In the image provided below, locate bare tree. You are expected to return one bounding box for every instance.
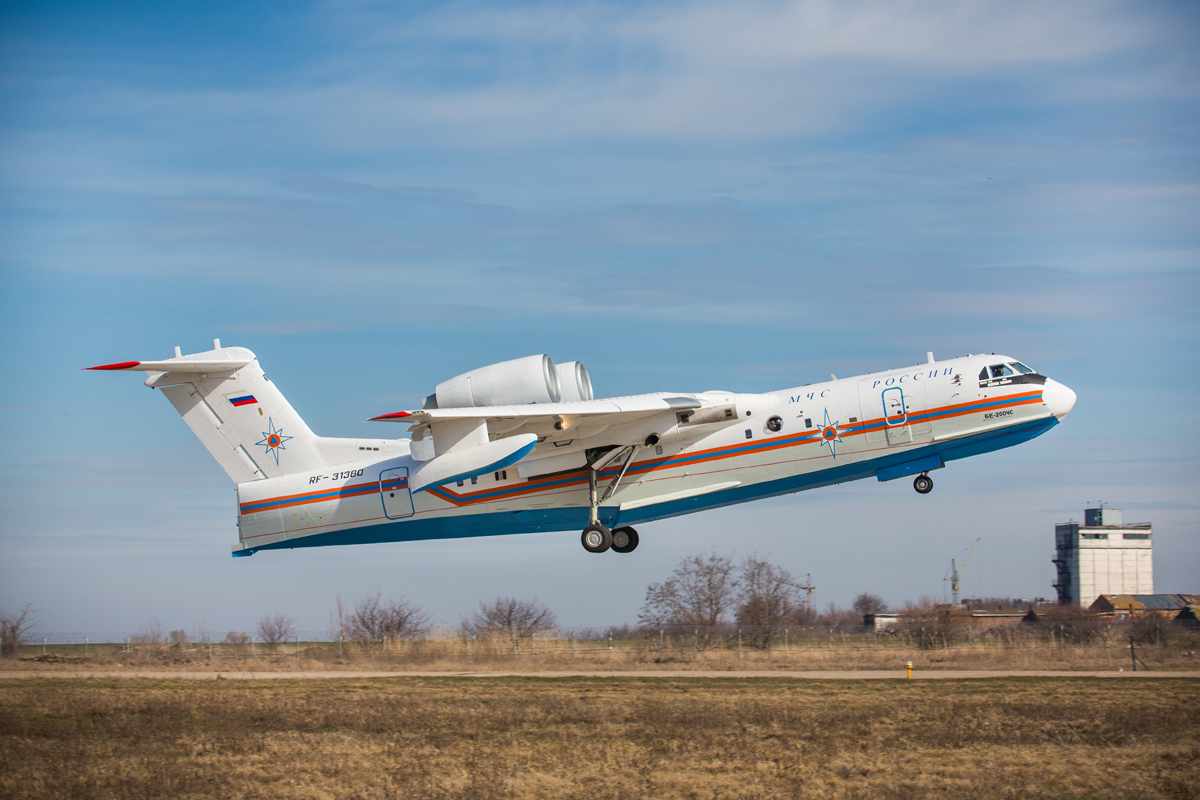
[257,614,296,647]
[462,597,557,642]
[852,592,888,616]
[0,605,33,658]
[736,558,802,647]
[638,554,738,634]
[343,593,429,645]
[130,621,165,646]
[168,629,189,647]
[223,631,251,645]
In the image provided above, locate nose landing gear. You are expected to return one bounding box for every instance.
[913,473,934,494]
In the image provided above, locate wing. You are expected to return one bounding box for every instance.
[371,392,739,481]
[370,393,702,424]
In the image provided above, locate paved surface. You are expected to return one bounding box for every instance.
[2,669,1198,681]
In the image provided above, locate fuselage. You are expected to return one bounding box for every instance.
[232,353,1075,556]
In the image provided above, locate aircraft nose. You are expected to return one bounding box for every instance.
[1043,378,1077,419]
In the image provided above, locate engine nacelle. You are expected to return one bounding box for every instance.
[433,354,562,408]
[554,360,594,402]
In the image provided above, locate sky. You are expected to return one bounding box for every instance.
[1,0,1198,640]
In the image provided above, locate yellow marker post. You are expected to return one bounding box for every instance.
[905,660,913,680]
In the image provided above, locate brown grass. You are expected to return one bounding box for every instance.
[7,633,1200,673]
[0,676,1197,799]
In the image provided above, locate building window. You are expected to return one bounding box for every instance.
[1123,533,1150,540]
[1081,533,1108,540]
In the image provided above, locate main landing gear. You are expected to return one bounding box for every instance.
[581,523,639,554]
[913,473,934,495]
[579,446,640,554]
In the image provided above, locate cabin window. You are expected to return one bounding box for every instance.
[766,415,783,432]
[494,470,508,481]
[989,364,1014,379]
[744,429,753,439]
[1010,361,1035,375]
[470,476,478,485]
[456,480,464,487]
[804,417,812,428]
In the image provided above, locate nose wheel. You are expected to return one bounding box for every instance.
[913,473,934,494]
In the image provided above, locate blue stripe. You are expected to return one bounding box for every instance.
[233,416,1058,556]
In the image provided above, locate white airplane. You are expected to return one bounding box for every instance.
[89,342,1076,557]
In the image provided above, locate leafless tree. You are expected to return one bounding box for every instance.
[343,593,429,645]
[638,554,738,634]
[462,597,557,642]
[223,631,251,645]
[168,629,189,647]
[257,614,296,647]
[852,592,888,616]
[0,605,33,657]
[130,621,165,646]
[736,558,803,647]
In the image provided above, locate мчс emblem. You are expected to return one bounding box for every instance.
[816,408,844,459]
[256,417,293,466]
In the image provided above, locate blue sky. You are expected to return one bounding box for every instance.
[2,1,1198,639]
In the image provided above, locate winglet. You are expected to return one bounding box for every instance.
[369,410,415,422]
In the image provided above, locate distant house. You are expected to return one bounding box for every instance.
[1088,594,1199,618]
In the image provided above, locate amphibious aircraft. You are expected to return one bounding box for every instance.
[89,342,1076,556]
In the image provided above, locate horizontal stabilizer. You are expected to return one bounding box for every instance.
[87,357,252,373]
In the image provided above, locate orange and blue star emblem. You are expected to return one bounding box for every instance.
[256,417,293,466]
[817,408,844,459]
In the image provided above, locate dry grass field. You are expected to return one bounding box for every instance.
[1,676,1197,799]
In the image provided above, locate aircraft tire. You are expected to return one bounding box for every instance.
[913,474,933,494]
[610,526,639,554]
[581,523,612,553]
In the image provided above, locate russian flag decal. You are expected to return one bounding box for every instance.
[229,394,258,407]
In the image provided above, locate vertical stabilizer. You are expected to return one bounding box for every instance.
[88,343,326,482]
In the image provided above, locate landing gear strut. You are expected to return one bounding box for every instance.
[913,473,934,495]
[579,450,640,554]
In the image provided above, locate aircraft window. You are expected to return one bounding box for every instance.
[989,364,1014,379]
[804,418,812,428]
[1010,362,1034,374]
[978,368,988,381]
[766,415,783,432]
[744,429,753,439]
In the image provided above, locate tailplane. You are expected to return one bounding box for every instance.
[88,340,327,482]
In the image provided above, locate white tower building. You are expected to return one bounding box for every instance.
[1053,506,1153,607]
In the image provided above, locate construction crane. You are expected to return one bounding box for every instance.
[945,537,982,605]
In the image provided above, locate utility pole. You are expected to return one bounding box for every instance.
[800,573,816,615]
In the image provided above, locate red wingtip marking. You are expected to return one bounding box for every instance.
[369,410,413,421]
[86,360,141,371]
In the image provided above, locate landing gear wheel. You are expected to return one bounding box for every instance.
[581,523,612,553]
[610,526,639,554]
[913,474,934,495]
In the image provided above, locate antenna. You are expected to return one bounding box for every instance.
[950,558,960,605]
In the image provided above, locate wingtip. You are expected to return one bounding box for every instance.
[86,360,141,371]
[369,410,414,422]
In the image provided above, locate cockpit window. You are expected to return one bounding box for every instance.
[978,367,988,381]
[1010,361,1034,374]
[989,364,1014,379]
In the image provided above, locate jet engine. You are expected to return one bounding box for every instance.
[428,354,593,409]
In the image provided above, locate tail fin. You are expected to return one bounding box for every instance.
[88,340,326,482]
